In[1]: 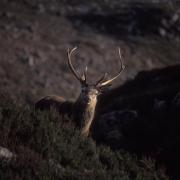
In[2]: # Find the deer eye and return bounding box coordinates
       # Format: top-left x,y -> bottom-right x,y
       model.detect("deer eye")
81,88 -> 87,93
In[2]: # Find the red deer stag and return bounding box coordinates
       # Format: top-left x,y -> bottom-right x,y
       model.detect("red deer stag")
35,47 -> 125,136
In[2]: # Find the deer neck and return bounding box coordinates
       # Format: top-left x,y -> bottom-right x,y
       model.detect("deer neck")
73,95 -> 97,136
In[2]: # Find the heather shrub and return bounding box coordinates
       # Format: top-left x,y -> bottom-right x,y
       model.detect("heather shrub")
0,97 -> 168,180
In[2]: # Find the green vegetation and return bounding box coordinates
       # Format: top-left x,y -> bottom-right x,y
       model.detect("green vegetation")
0,97 -> 168,180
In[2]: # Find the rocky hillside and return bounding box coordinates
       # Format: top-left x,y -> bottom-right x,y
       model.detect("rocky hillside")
0,1 -> 179,104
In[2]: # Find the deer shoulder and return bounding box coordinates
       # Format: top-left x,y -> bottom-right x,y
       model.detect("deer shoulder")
35,95 -> 65,110
35,95 -> 74,118
35,47 -> 125,137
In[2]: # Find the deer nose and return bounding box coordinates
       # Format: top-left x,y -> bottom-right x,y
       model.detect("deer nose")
86,96 -> 91,102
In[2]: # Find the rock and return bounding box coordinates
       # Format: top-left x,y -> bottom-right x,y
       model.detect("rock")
37,4 -> 46,13
171,13 -> 179,24
159,27 -> 166,37
0,146 -> 14,160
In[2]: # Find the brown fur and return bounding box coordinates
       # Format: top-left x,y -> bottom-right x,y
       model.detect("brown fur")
35,91 -> 98,137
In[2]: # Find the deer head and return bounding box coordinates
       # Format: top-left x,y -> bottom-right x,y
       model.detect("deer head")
67,47 -> 125,99
67,47 -> 125,136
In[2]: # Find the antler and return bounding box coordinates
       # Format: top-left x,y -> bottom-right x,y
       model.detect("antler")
95,73 -> 108,86
96,48 -> 125,87
67,47 -> 86,84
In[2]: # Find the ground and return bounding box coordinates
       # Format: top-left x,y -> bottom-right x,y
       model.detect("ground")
0,1 -> 179,105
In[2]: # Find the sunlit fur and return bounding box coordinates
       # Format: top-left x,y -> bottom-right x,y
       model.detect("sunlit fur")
73,85 -> 99,136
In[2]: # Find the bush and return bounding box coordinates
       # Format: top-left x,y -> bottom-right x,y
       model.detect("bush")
0,97 -> 168,180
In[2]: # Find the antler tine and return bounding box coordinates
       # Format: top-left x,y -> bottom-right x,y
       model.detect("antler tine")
99,47 -> 125,87
67,47 -> 84,83
95,73 -> 108,87
80,66 -> 88,82
84,66 -> 88,81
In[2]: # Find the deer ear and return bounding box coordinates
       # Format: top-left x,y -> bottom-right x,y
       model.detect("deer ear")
99,84 -> 111,93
